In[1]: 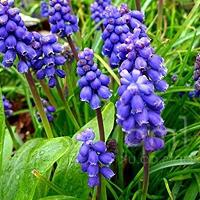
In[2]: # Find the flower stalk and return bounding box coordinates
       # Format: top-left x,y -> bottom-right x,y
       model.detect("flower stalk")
96,108 -> 105,142
142,149 -> 149,200
157,0 -> 164,33
66,36 -> 79,61
25,71 -> 54,138
135,0 -> 141,11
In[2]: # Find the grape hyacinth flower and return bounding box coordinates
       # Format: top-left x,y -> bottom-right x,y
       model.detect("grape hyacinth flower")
49,0 -> 79,37
2,95 -> 13,117
0,0 -> 37,73
40,0 -> 49,18
194,54 -> 200,92
31,32 -> 66,87
118,34 -> 168,92
37,98 -> 55,122
102,5 -> 132,68
116,69 -> 167,152
76,128 -> 115,187
77,48 -> 112,109
90,0 -> 111,28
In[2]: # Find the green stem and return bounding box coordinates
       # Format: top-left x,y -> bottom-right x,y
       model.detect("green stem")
39,80 -> 57,108
55,78 -> 80,130
25,71 -> 54,138
84,103 -> 89,123
64,64 -> 82,126
13,68 -> 37,130
5,120 -> 23,149
142,149 -> 149,200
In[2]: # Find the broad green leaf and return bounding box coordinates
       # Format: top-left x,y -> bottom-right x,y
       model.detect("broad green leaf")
0,87 -> 5,175
39,195 -> 80,200
0,137 -> 81,200
2,129 -> 13,169
74,102 -> 115,141
49,140 -> 90,200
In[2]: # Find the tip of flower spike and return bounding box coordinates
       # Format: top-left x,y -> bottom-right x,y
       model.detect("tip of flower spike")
76,128 -> 95,142
0,0 -> 13,6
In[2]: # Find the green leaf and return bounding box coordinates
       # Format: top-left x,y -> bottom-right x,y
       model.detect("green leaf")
49,140 -> 90,200
39,195 -> 80,200
0,87 -> 5,175
74,102 -> 115,141
151,159 -> 200,173
183,181 -> 199,200
2,129 -> 13,169
0,137 -> 82,200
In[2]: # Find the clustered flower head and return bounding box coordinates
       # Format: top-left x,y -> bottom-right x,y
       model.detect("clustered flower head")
31,32 -> 66,87
102,4 -> 146,68
102,5 -> 131,68
2,95 -> 13,117
0,0 -> 37,73
194,54 -> 200,92
77,48 -> 111,110
76,128 -> 115,187
40,0 -> 49,18
118,34 -> 168,92
49,0 -> 79,37
90,0 -> 111,28
116,69 -> 167,152
37,98 -> 55,122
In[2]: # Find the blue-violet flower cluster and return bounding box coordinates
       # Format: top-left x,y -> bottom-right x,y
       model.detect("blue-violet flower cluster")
118,35 -> 168,92
77,48 -> 111,110
40,0 -> 49,18
116,69 -> 167,152
102,4 -> 145,68
37,98 -> 55,122
76,128 -> 115,187
31,32 -> 66,87
3,95 -> 13,117
0,0 -> 37,73
90,0 -> 111,28
49,0 -> 79,37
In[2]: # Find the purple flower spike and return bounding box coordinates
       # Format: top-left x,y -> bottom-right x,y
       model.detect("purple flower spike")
36,98 -> 55,122
31,32 -> 66,87
0,0 -> 36,72
77,48 -> 112,110
2,95 -> 13,117
40,1 -> 49,18
90,0 -> 111,29
116,69 -> 167,152
49,0 -> 79,37
76,129 -> 115,187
